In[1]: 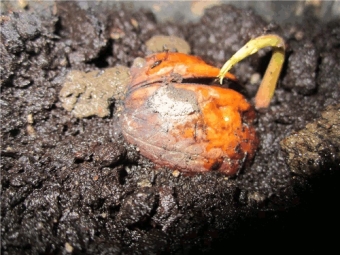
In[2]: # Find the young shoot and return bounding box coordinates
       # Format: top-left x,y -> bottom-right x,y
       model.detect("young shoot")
218,34 -> 285,109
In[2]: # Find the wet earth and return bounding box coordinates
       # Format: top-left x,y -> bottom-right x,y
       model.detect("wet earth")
1,2 -> 339,255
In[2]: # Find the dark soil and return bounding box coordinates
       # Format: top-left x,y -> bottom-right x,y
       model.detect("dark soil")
1,2 -> 339,255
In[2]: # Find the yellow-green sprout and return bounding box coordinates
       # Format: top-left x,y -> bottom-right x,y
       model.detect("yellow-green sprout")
218,34 -> 285,109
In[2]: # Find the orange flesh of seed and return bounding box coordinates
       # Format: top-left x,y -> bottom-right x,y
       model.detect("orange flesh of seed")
200,87 -> 251,155
145,52 -> 237,81
144,53 -> 254,172
172,85 -> 256,171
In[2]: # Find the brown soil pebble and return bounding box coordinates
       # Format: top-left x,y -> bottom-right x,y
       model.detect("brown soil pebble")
281,104 -> 340,176
1,2 -> 339,255
59,66 -> 130,118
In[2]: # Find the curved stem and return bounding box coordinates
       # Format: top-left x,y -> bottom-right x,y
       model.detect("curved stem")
218,34 -> 285,109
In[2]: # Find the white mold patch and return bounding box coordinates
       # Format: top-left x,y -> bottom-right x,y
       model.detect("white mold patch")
147,85 -> 199,118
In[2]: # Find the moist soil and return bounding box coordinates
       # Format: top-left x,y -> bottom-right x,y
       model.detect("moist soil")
1,2 -> 339,255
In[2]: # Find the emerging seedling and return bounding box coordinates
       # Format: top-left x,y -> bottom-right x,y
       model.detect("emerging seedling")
121,52 -> 258,175
218,34 -> 286,109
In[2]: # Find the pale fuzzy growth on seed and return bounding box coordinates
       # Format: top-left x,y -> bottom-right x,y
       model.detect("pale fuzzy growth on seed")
148,86 -> 199,118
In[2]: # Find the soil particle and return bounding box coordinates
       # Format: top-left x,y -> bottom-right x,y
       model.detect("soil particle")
282,40 -> 318,95
59,66 -> 130,118
102,6 -> 188,68
118,187 -> 157,227
93,142 -> 126,167
315,21 -> 340,107
104,6 -> 158,67
1,2 -> 340,255
281,104 -> 340,176
0,10 -> 64,139
153,187 -> 179,231
145,35 -> 191,54
55,1 -> 107,68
